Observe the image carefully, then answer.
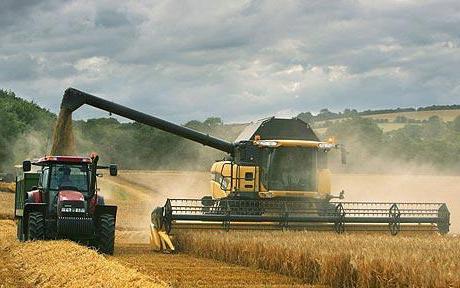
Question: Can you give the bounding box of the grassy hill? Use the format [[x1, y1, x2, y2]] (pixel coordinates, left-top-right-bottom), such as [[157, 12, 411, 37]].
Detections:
[[311, 109, 460, 135], [362, 109, 460, 122]]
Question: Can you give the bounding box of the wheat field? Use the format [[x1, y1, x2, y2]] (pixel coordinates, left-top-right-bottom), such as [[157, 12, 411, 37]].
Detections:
[[175, 230, 460, 288], [0, 220, 165, 288], [1, 171, 459, 287], [0, 182, 15, 193], [0, 192, 14, 220]]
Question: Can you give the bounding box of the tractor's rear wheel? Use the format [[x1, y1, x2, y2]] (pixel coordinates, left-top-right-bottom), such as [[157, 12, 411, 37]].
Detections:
[[97, 214, 115, 255], [27, 212, 45, 240]]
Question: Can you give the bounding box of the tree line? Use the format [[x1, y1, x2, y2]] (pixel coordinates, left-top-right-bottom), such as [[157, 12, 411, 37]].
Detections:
[[297, 104, 460, 123], [0, 89, 459, 174]]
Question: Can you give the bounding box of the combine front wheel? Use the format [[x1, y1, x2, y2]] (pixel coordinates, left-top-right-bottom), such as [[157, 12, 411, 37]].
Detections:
[[97, 214, 115, 255]]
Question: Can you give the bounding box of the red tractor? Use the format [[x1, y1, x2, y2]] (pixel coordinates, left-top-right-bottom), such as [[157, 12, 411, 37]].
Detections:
[[15, 154, 118, 254]]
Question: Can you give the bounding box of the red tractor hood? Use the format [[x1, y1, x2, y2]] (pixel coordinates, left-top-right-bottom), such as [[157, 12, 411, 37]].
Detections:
[[58, 190, 85, 202]]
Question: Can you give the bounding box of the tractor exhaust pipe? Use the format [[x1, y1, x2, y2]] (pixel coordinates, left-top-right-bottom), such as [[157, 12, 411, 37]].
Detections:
[[61, 88, 235, 154]]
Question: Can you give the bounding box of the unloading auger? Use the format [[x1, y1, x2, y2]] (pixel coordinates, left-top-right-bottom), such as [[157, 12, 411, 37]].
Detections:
[[59, 88, 451, 252]]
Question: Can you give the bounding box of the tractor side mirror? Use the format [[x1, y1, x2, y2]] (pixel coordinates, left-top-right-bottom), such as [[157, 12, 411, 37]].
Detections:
[[340, 146, 347, 165], [109, 164, 118, 176], [23, 160, 31, 172]]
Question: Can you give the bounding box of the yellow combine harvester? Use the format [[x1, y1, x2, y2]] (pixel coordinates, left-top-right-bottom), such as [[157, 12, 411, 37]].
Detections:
[[60, 88, 451, 252]]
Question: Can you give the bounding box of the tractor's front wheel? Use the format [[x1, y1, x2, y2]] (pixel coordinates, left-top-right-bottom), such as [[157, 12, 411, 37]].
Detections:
[[97, 214, 115, 255], [27, 212, 45, 240]]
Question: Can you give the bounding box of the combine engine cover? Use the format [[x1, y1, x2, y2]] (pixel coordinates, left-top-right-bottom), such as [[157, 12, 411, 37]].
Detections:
[[56, 191, 94, 238]]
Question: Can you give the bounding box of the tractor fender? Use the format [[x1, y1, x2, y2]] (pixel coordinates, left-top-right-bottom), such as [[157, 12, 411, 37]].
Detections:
[[94, 205, 117, 223], [23, 203, 47, 238], [97, 195, 105, 205], [89, 195, 105, 214], [27, 190, 42, 204]]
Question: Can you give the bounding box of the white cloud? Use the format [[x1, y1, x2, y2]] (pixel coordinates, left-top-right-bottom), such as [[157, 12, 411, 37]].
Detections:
[[75, 57, 110, 73], [0, 0, 459, 123]]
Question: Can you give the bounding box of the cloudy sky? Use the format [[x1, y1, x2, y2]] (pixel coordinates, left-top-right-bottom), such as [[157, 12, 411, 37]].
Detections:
[[1, 0, 459, 123]]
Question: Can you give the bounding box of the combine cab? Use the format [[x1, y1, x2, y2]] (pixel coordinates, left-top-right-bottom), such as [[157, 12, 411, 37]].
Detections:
[[57, 88, 451, 253], [14, 154, 118, 254]]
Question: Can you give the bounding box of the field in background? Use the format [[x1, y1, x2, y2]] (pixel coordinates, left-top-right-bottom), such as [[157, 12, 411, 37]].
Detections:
[[314, 122, 408, 134], [314, 109, 460, 125], [0, 182, 15, 193], [312, 109, 460, 134], [0, 192, 14, 220], [361, 109, 460, 122]]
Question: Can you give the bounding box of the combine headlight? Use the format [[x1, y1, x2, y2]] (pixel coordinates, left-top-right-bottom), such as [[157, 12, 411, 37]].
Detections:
[[257, 140, 278, 147], [318, 143, 337, 150]]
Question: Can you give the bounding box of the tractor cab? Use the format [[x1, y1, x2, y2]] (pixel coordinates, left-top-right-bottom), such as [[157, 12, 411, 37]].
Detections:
[[15, 155, 118, 254], [31, 157, 93, 216]]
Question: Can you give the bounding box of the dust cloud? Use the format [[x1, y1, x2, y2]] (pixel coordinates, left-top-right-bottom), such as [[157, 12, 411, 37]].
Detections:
[[50, 108, 76, 155], [324, 136, 459, 233], [96, 170, 210, 243], [331, 173, 459, 233]]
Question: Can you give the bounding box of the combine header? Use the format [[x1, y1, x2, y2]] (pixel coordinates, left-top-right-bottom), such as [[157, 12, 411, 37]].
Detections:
[[59, 88, 450, 252], [155, 199, 449, 235]]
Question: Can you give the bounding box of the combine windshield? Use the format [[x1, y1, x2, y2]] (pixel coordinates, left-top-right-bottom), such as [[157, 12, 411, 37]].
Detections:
[[261, 147, 317, 191]]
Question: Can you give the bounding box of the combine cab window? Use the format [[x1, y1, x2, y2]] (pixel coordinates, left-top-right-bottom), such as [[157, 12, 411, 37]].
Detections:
[[49, 164, 90, 195], [265, 147, 317, 191]]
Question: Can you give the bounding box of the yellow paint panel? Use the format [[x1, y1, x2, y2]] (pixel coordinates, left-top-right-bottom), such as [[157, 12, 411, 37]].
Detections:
[[317, 169, 331, 196], [258, 190, 323, 199], [254, 139, 333, 148]]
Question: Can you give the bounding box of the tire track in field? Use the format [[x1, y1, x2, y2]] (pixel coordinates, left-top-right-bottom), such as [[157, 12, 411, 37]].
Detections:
[[113, 242, 316, 288], [107, 171, 316, 287]]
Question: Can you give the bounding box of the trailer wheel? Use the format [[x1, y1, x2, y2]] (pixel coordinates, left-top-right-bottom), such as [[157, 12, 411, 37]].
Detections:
[[17, 217, 25, 241], [27, 212, 45, 240], [98, 214, 115, 255]]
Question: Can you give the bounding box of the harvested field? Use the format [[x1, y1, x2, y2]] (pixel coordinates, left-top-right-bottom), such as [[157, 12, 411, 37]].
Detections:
[[175, 230, 460, 288], [0, 182, 15, 193], [0, 192, 14, 220], [114, 242, 316, 288], [99, 170, 209, 230], [0, 220, 165, 288], [98, 174, 155, 230]]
